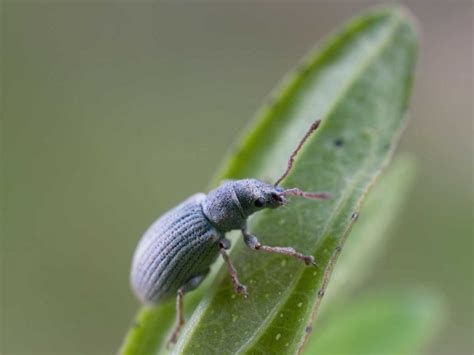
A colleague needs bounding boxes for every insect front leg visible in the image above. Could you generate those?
[168,269,210,347]
[219,239,248,297]
[242,227,316,266]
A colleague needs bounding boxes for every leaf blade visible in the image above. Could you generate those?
[304,291,444,355]
[316,156,417,317]
[120,6,419,355]
[175,6,418,355]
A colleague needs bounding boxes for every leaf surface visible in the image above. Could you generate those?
[316,156,416,317]
[304,291,443,355]
[120,6,418,355]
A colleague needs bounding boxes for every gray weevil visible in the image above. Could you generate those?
[130,119,330,344]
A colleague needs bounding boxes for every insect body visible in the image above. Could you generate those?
[130,119,330,344]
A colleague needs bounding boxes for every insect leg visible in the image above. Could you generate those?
[242,228,316,266]
[167,270,210,346]
[219,240,248,297]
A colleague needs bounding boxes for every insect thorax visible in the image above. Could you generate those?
[202,182,247,232]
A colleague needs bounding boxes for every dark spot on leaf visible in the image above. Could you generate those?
[305,326,313,334]
[334,138,344,147]
[351,212,359,220]
[318,289,325,297]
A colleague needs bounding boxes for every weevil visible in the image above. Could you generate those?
[130,119,330,345]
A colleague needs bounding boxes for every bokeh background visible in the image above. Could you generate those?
[1,1,472,354]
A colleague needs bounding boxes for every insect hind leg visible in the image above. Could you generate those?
[167,269,210,347]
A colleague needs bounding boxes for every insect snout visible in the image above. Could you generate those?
[271,192,287,204]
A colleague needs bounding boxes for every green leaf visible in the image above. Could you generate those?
[302,156,423,352]
[317,156,416,316]
[304,291,444,355]
[120,5,418,355]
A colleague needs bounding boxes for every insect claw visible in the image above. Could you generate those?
[236,284,249,298]
[166,334,178,349]
[303,255,318,267]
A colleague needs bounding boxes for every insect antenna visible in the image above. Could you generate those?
[283,188,331,200]
[273,119,322,186]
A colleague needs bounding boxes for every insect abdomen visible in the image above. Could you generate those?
[130,193,221,304]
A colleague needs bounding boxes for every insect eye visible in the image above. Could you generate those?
[254,197,265,208]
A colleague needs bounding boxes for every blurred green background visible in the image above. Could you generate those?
[1,1,472,354]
